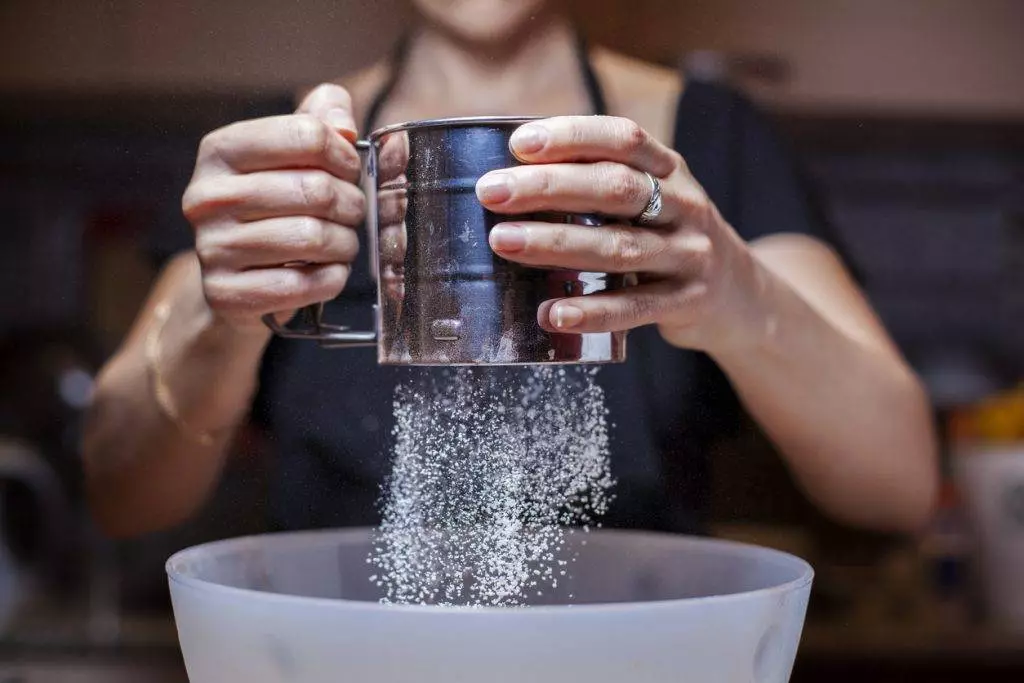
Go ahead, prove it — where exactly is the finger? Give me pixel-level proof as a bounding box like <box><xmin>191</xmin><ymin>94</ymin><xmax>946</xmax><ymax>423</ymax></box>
<box><xmin>196</xmin><ymin>217</ymin><xmax>360</xmax><ymax>271</ymax></box>
<box><xmin>538</xmin><ymin>280</ymin><xmax>707</xmax><ymax>333</ymax></box>
<box><xmin>183</xmin><ymin>170</ymin><xmax>366</xmax><ymax>227</ymax></box>
<box><xmin>509</xmin><ymin>116</ymin><xmax>678</xmax><ymax>178</ymax></box>
<box><xmin>378</xmin><ymin>133</ymin><xmax>411</xmax><ymax>183</ymax></box>
<box><xmin>380</xmin><ymin>222</ymin><xmax>407</xmax><ymax>267</ymax></box>
<box><xmin>197</xmin><ymin>115</ymin><xmax>361</xmax><ymax>181</ymax></box>
<box><xmin>377</xmin><ymin>185</ymin><xmax>408</xmax><ymax>228</ymax></box>
<box><xmin>204</xmin><ymin>263</ymin><xmax>350</xmax><ymax>318</ymax></box>
<box><xmin>489</xmin><ymin>221</ymin><xmax>710</xmax><ymax>275</ymax></box>
<box><xmin>477</xmin><ymin>162</ymin><xmax>677</xmax><ymax>223</ymax></box>
<box><xmin>296</xmin><ymin>83</ymin><xmax>358</xmax><ymax>141</ymax></box>
<box><xmin>377</xmin><ymin>185</ymin><xmax>408</xmax><ymax>267</ymax></box>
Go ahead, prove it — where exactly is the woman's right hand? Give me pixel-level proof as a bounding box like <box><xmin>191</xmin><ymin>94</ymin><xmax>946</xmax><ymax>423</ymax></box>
<box><xmin>181</xmin><ymin>84</ymin><xmax>365</xmax><ymax>333</ymax></box>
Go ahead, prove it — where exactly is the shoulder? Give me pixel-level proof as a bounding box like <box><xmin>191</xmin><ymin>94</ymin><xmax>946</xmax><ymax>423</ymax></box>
<box><xmin>590</xmin><ymin>48</ymin><xmax>683</xmax><ymax>146</ymax></box>
<box><xmin>591</xmin><ymin>48</ymin><xmax>681</xmax><ymax>101</ymax></box>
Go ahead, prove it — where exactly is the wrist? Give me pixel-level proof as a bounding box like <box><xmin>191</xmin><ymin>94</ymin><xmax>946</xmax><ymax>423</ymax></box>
<box><xmin>149</xmin><ymin>292</ymin><xmax>271</xmax><ymax>439</ymax></box>
<box><xmin>200</xmin><ymin>306</ymin><xmax>275</xmax><ymax>358</ymax></box>
<box><xmin>173</xmin><ymin>253</ymin><xmax>276</xmax><ymax>353</ymax></box>
<box><xmin>173</xmin><ymin>270</ymin><xmax>275</xmax><ymax>359</ymax></box>
<box><xmin>704</xmin><ymin>247</ymin><xmax>782</xmax><ymax>362</ymax></box>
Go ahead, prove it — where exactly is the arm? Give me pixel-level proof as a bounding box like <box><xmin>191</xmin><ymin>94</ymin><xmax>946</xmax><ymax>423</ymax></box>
<box><xmin>715</xmin><ymin>234</ymin><xmax>938</xmax><ymax>532</ymax></box>
<box><xmin>478</xmin><ymin>115</ymin><xmax>939</xmax><ymax>533</ymax></box>
<box><xmin>83</xmin><ymin>254</ymin><xmax>269</xmax><ymax>536</ymax></box>
<box><xmin>82</xmin><ymin>84</ymin><xmax>365</xmax><ymax>537</ymax></box>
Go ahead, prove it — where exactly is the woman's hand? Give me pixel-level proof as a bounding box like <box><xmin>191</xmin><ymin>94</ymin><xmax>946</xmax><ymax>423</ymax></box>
<box><xmin>477</xmin><ymin>116</ymin><xmax>768</xmax><ymax>354</ymax></box>
<box><xmin>181</xmin><ymin>84</ymin><xmax>365</xmax><ymax>333</ymax></box>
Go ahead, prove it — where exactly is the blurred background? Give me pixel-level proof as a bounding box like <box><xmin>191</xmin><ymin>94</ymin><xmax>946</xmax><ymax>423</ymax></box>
<box><xmin>1</xmin><ymin>0</ymin><xmax>1022</xmax><ymax>681</ymax></box>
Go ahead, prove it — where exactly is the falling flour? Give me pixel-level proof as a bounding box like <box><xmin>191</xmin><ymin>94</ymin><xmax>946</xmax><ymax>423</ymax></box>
<box><xmin>369</xmin><ymin>366</ymin><xmax>613</xmax><ymax>606</ymax></box>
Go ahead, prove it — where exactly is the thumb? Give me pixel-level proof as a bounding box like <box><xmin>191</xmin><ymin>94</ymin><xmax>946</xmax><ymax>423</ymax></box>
<box><xmin>296</xmin><ymin>83</ymin><xmax>358</xmax><ymax>143</ymax></box>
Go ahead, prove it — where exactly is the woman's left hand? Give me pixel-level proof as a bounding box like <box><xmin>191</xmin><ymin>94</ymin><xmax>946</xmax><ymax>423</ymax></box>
<box><xmin>477</xmin><ymin>116</ymin><xmax>766</xmax><ymax>354</ymax></box>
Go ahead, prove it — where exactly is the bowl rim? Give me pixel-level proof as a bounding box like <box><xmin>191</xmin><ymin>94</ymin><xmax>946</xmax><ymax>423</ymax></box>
<box><xmin>165</xmin><ymin>527</ymin><xmax>814</xmax><ymax>616</ymax></box>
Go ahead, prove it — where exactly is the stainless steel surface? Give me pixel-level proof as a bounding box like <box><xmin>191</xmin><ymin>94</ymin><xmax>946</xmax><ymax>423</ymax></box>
<box><xmin>265</xmin><ymin>116</ymin><xmax>628</xmax><ymax>365</ymax></box>
<box><xmin>367</xmin><ymin>115</ymin><xmax>544</xmax><ymax>138</ymax></box>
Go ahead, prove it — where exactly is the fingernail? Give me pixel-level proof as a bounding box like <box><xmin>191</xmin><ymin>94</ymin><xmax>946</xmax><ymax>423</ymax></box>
<box><xmin>477</xmin><ymin>172</ymin><xmax>512</xmax><ymax>203</ymax></box>
<box><xmin>489</xmin><ymin>223</ymin><xmax>527</xmax><ymax>252</ymax></box>
<box><xmin>553</xmin><ymin>304</ymin><xmax>584</xmax><ymax>330</ymax></box>
<box><xmin>325</xmin><ymin>108</ymin><xmax>356</xmax><ymax>134</ymax></box>
<box><xmin>511</xmin><ymin>124</ymin><xmax>548</xmax><ymax>155</ymax></box>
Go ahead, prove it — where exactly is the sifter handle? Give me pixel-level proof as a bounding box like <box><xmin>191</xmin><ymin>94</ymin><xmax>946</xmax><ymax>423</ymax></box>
<box><xmin>261</xmin><ymin>140</ymin><xmax>379</xmax><ymax>348</ymax></box>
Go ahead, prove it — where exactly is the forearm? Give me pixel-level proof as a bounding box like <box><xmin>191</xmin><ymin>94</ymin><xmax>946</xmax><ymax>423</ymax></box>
<box><xmin>710</xmin><ymin>249</ymin><xmax>939</xmax><ymax>533</ymax></box>
<box><xmin>83</xmin><ymin>254</ymin><xmax>270</xmax><ymax>537</ymax></box>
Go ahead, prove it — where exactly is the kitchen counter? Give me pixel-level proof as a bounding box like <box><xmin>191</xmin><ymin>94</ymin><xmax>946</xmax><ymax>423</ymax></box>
<box><xmin>802</xmin><ymin>622</ymin><xmax>1024</xmax><ymax>661</ymax></box>
<box><xmin>0</xmin><ymin>652</ymin><xmax>186</xmax><ymax>683</ymax></box>
<box><xmin>793</xmin><ymin>622</ymin><xmax>1024</xmax><ymax>682</ymax></box>
<box><xmin>0</xmin><ymin>603</ymin><xmax>186</xmax><ymax>683</ymax></box>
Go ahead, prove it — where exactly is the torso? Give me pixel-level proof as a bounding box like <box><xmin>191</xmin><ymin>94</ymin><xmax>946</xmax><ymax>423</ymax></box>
<box><xmin>149</xmin><ymin>33</ymin><xmax>824</xmax><ymax>536</ymax></box>
<box><xmin>264</xmin><ymin>47</ymin><xmax>795</xmax><ymax>535</ymax></box>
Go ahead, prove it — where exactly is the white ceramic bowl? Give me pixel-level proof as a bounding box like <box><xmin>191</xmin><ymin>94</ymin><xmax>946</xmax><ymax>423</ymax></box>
<box><xmin>167</xmin><ymin>528</ymin><xmax>813</xmax><ymax>683</ymax></box>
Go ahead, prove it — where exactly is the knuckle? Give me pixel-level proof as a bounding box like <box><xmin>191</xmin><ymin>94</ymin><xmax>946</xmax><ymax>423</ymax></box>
<box><xmin>671</xmin><ymin>225</ymin><xmax>708</xmax><ymax>252</ymax></box>
<box><xmin>631</xmin><ymin>293</ymin><xmax>661</xmax><ymax>322</ymax></box>
<box><xmin>604</xmin><ymin>166</ymin><xmax>645</xmax><ymax>207</ymax></box>
<box><xmin>290</xmin><ymin>216</ymin><xmax>328</xmax><ymax>253</ymax></box>
<box><xmin>289</xmin><ymin>114</ymin><xmax>331</xmax><ymax>157</ymax></box>
<box><xmin>347</xmin><ymin>187</ymin><xmax>368</xmax><ymax>222</ymax></box>
<box><xmin>598</xmin><ymin>303</ymin><xmax>618</xmax><ymax>329</ymax></box>
<box><xmin>323</xmin><ymin>263</ymin><xmax>351</xmax><ymax>294</ymax></box>
<box><xmin>528</xmin><ymin>167</ymin><xmax>554</xmax><ymax>198</ymax></box>
<box><xmin>180</xmin><ymin>185</ymin><xmax>203</xmax><ymax>222</ymax></box>
<box><xmin>669</xmin><ymin>150</ymin><xmax>688</xmax><ymax>172</ymax></box>
<box><xmin>269</xmin><ymin>268</ymin><xmax>307</xmax><ymax>299</ymax></box>
<box><xmin>338</xmin><ymin>227</ymin><xmax>361</xmax><ymax>260</ymax></box>
<box><xmin>201</xmin><ymin>274</ymin><xmax>239</xmax><ymax>312</ymax></box>
<box><xmin>297</xmin><ymin>171</ymin><xmax>336</xmax><ymax>209</ymax></box>
<box><xmin>567</xmin><ymin>119</ymin><xmax>588</xmax><ymax>146</ymax></box>
<box><xmin>194</xmin><ymin>234</ymin><xmax>228</xmax><ymax>268</ymax></box>
<box><xmin>181</xmin><ymin>180</ymin><xmax>223</xmax><ymax>223</ymax></box>
<box><xmin>620</xmin><ymin>119</ymin><xmax>648</xmax><ymax>154</ymax></box>
<box><xmin>549</xmin><ymin>225</ymin><xmax>571</xmax><ymax>254</ymax></box>
<box><xmin>667</xmin><ymin>185</ymin><xmax>708</xmax><ymax>220</ymax></box>
<box><xmin>273</xmin><ymin>264</ymin><xmax>348</xmax><ymax>304</ymax></box>
<box><xmin>673</xmin><ymin>185</ymin><xmax>710</xmax><ymax>217</ymax></box>
<box><xmin>197</xmin><ymin>128</ymin><xmax>227</xmax><ymax>163</ymax></box>
<box><xmin>589</xmin><ymin>303</ymin><xmax>613</xmax><ymax>329</ymax></box>
<box><xmin>306</xmin><ymin>83</ymin><xmax>353</xmax><ymax>110</ymax></box>
<box><xmin>308</xmin><ymin>264</ymin><xmax>350</xmax><ymax>301</ymax></box>
<box><xmin>606</xmin><ymin>231</ymin><xmax>648</xmax><ymax>271</ymax></box>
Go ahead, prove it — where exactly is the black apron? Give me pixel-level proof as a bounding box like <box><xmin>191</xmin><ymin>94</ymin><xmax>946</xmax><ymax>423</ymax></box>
<box><xmin>227</xmin><ymin>34</ymin><xmax>836</xmax><ymax>535</ymax></box>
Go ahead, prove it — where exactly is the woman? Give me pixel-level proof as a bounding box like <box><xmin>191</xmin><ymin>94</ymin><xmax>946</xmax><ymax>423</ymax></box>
<box><xmin>83</xmin><ymin>0</ymin><xmax>938</xmax><ymax>537</ymax></box>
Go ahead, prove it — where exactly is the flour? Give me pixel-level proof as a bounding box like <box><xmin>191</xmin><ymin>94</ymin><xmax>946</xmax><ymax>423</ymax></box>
<box><xmin>370</xmin><ymin>366</ymin><xmax>613</xmax><ymax>606</ymax></box>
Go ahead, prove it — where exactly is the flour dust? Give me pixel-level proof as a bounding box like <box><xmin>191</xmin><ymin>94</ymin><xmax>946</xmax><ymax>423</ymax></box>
<box><xmin>369</xmin><ymin>366</ymin><xmax>613</xmax><ymax>606</ymax></box>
